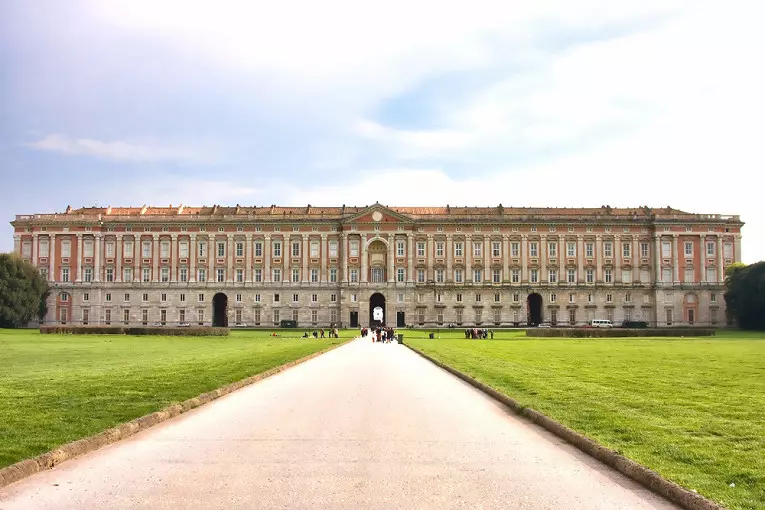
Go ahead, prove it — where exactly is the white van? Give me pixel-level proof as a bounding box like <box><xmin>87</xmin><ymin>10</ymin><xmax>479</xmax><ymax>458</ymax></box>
<box><xmin>591</xmin><ymin>319</ymin><xmax>614</xmax><ymax>328</ymax></box>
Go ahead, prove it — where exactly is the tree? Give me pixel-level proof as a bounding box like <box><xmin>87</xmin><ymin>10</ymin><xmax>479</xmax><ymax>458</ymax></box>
<box><xmin>724</xmin><ymin>261</ymin><xmax>765</xmax><ymax>330</ymax></box>
<box><xmin>0</xmin><ymin>253</ymin><xmax>50</xmax><ymax>328</ymax></box>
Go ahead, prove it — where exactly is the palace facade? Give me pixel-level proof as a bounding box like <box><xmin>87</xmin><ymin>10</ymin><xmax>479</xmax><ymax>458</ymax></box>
<box><xmin>11</xmin><ymin>203</ymin><xmax>743</xmax><ymax>328</ymax></box>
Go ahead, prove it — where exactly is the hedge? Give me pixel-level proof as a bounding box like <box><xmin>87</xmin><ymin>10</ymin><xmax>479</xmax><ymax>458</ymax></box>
<box><xmin>39</xmin><ymin>325</ymin><xmax>230</xmax><ymax>337</ymax></box>
<box><xmin>525</xmin><ymin>327</ymin><xmax>716</xmax><ymax>338</ymax></box>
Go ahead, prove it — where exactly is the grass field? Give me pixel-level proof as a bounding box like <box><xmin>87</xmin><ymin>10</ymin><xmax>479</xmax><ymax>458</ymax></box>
<box><xmin>406</xmin><ymin>330</ymin><xmax>765</xmax><ymax>510</ymax></box>
<box><xmin>0</xmin><ymin>328</ymin><xmax>352</xmax><ymax>469</ymax></box>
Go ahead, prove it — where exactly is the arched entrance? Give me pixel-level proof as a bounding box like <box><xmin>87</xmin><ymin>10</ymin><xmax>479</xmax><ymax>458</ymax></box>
<box><xmin>527</xmin><ymin>293</ymin><xmax>543</xmax><ymax>326</ymax></box>
<box><xmin>212</xmin><ymin>293</ymin><xmax>228</xmax><ymax>327</ymax></box>
<box><xmin>369</xmin><ymin>293</ymin><xmax>386</xmax><ymax>327</ymax></box>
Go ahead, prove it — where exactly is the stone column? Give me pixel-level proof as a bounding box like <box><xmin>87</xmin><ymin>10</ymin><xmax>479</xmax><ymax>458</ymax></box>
<box><xmin>503</xmin><ymin>234</ymin><xmax>510</xmax><ymax>279</ymax></box>
<box><xmin>520</xmin><ymin>235</ymin><xmax>528</xmax><ymax>283</ymax></box>
<box><xmin>302</xmin><ymin>234</ymin><xmax>309</xmax><ymax>283</ymax></box>
<box><xmin>717</xmin><ymin>236</ymin><xmax>724</xmax><ymax>283</ymax></box>
<box><xmin>734</xmin><ymin>234</ymin><xmax>742</xmax><ymax>263</ymax></box>
<box><xmin>540</xmin><ymin>235</ymin><xmax>547</xmax><ymax>282</ymax></box>
<box><xmin>387</xmin><ymin>234</ymin><xmax>395</xmax><ymax>283</ymax></box>
<box><xmin>171</xmin><ymin>235</ymin><xmax>178</xmax><ymax>283</ymax></box>
<box><xmin>208</xmin><ymin>235</ymin><xmax>215</xmax><ymax>282</ymax></box>
<box><xmin>152</xmin><ymin>234</ymin><xmax>160</xmax><ymax>283</ymax></box>
<box><xmin>559</xmin><ymin>237</ymin><xmax>565</xmax><ymax>284</ymax></box>
<box><xmin>189</xmin><ymin>234</ymin><xmax>196</xmax><ymax>282</ymax></box>
<box><xmin>116</xmin><ymin>235</ymin><xmax>122</xmax><ymax>282</ymax></box>
<box><xmin>245</xmin><ymin>234</ymin><xmax>252</xmax><ymax>283</ymax></box>
<box><xmin>465</xmin><ymin>234</ymin><xmax>472</xmax><ymax>277</ymax></box>
<box><xmin>49</xmin><ymin>234</ymin><xmax>56</xmax><ymax>283</ymax></box>
<box><xmin>94</xmin><ymin>234</ymin><xmax>101</xmax><ymax>282</ymax></box>
<box><xmin>227</xmin><ymin>234</ymin><xmax>234</xmax><ymax>282</ymax></box>
<box><xmin>615</xmin><ymin>236</ymin><xmax>622</xmax><ymax>283</ymax></box>
<box><xmin>654</xmin><ymin>234</ymin><xmax>662</xmax><ymax>282</ymax></box>
<box><xmin>446</xmin><ymin>235</ymin><xmax>454</xmax><ymax>283</ymax></box>
<box><xmin>577</xmin><ymin>235</ymin><xmax>584</xmax><ymax>283</ymax></box>
<box><xmin>592</xmin><ymin>236</ymin><xmax>601</xmax><ymax>282</ymax></box>
<box><xmin>339</xmin><ymin>233</ymin><xmax>347</xmax><ymax>283</ymax></box>
<box><xmin>265</xmin><ymin>235</ymin><xmax>272</xmax><ymax>283</ymax></box>
<box><xmin>632</xmin><ymin>237</ymin><xmax>639</xmax><ymax>282</ymax></box>
<box><xmin>360</xmin><ymin>233</ymin><xmax>368</xmax><ymax>283</ymax></box>
<box><xmin>700</xmin><ymin>234</ymin><xmax>706</xmax><ymax>283</ymax></box>
<box><xmin>13</xmin><ymin>234</ymin><xmax>21</xmax><ymax>255</ymax></box>
<box><xmin>76</xmin><ymin>233</ymin><xmax>83</xmax><ymax>282</ymax></box>
<box><xmin>672</xmin><ymin>234</ymin><xmax>679</xmax><ymax>284</ymax></box>
<box><xmin>427</xmin><ymin>235</ymin><xmax>434</xmax><ymax>281</ymax></box>
<box><xmin>407</xmin><ymin>233</ymin><xmax>414</xmax><ymax>283</ymax></box>
<box><xmin>483</xmin><ymin>234</ymin><xmax>490</xmax><ymax>283</ymax></box>
<box><xmin>31</xmin><ymin>233</ymin><xmax>38</xmax><ymax>266</ymax></box>
<box><xmin>321</xmin><ymin>234</ymin><xmax>328</xmax><ymax>283</ymax></box>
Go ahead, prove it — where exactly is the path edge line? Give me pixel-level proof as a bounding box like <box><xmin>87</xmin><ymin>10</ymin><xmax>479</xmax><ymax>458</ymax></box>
<box><xmin>403</xmin><ymin>343</ymin><xmax>724</xmax><ymax>510</ymax></box>
<box><xmin>0</xmin><ymin>338</ymin><xmax>355</xmax><ymax>490</ymax></box>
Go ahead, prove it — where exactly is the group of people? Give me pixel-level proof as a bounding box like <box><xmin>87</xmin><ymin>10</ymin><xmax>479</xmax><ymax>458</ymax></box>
<box><xmin>361</xmin><ymin>326</ymin><xmax>398</xmax><ymax>343</ymax></box>
<box><xmin>465</xmin><ymin>328</ymin><xmax>493</xmax><ymax>339</ymax></box>
<box><xmin>302</xmin><ymin>328</ymin><xmax>340</xmax><ymax>338</ymax></box>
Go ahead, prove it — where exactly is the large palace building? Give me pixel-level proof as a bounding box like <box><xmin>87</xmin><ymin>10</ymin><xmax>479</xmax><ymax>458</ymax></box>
<box><xmin>10</xmin><ymin>203</ymin><xmax>743</xmax><ymax>328</ymax></box>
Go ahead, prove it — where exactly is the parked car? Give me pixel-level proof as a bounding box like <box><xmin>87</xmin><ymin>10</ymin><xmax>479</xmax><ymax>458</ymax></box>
<box><xmin>234</xmin><ymin>323</ymin><xmax>248</xmax><ymax>328</ymax></box>
<box><xmin>537</xmin><ymin>323</ymin><xmax>552</xmax><ymax>328</ymax></box>
<box><xmin>177</xmin><ymin>322</ymin><xmax>191</xmax><ymax>327</ymax></box>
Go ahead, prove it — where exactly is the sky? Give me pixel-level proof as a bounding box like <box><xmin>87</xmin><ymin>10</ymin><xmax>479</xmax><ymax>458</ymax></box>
<box><xmin>0</xmin><ymin>0</ymin><xmax>762</xmax><ymax>262</ymax></box>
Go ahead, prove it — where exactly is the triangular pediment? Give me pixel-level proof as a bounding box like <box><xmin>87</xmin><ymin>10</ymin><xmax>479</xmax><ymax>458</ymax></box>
<box><xmin>344</xmin><ymin>203</ymin><xmax>413</xmax><ymax>224</ymax></box>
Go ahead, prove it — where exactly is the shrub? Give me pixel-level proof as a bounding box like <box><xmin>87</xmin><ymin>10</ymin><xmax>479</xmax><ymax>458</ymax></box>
<box><xmin>525</xmin><ymin>328</ymin><xmax>716</xmax><ymax>338</ymax></box>
<box><xmin>39</xmin><ymin>325</ymin><xmax>229</xmax><ymax>336</ymax></box>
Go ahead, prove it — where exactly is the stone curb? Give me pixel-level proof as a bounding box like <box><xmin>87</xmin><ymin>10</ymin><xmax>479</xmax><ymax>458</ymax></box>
<box><xmin>0</xmin><ymin>338</ymin><xmax>355</xmax><ymax>490</ymax></box>
<box><xmin>403</xmin><ymin>344</ymin><xmax>724</xmax><ymax>510</ymax></box>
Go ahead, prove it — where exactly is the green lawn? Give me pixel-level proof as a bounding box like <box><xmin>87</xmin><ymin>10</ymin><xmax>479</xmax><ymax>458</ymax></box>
<box><xmin>0</xmin><ymin>328</ymin><xmax>352</xmax><ymax>469</ymax></box>
<box><xmin>406</xmin><ymin>330</ymin><xmax>765</xmax><ymax>510</ymax></box>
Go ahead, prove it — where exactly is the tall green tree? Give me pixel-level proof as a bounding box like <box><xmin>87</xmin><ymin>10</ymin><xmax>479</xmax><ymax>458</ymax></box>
<box><xmin>0</xmin><ymin>253</ymin><xmax>50</xmax><ymax>328</ymax></box>
<box><xmin>724</xmin><ymin>261</ymin><xmax>765</xmax><ymax>330</ymax></box>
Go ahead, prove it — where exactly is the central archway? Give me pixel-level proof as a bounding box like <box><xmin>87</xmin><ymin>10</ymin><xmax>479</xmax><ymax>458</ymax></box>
<box><xmin>212</xmin><ymin>293</ymin><xmax>228</xmax><ymax>327</ymax></box>
<box><xmin>527</xmin><ymin>293</ymin><xmax>543</xmax><ymax>326</ymax></box>
<box><xmin>369</xmin><ymin>292</ymin><xmax>386</xmax><ymax>327</ymax></box>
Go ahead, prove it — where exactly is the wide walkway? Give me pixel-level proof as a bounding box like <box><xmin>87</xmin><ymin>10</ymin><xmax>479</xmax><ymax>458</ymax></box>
<box><xmin>0</xmin><ymin>337</ymin><xmax>678</xmax><ymax>509</ymax></box>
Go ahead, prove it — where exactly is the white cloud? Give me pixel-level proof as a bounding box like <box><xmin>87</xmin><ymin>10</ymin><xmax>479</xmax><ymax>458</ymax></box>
<box><xmin>354</xmin><ymin>120</ymin><xmax>476</xmax><ymax>158</ymax></box>
<box><xmin>27</xmin><ymin>134</ymin><xmax>217</xmax><ymax>164</ymax></box>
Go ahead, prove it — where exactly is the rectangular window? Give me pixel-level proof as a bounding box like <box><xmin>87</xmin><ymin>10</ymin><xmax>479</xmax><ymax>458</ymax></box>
<box><xmin>397</xmin><ymin>293</ymin><xmax>404</xmax><ymax>303</ymax></box>
<box><xmin>473</xmin><ymin>242</ymin><xmax>482</xmax><ymax>257</ymax></box>
<box><xmin>622</xmin><ymin>269</ymin><xmax>632</xmax><ymax>283</ymax></box>
<box><xmin>255</xmin><ymin>294</ymin><xmax>261</xmax><ymax>303</ymax></box>
<box><xmin>179</xmin><ymin>241</ymin><xmax>189</xmax><ymax>258</ymax></box>
<box><xmin>511</xmin><ymin>243</ymin><xmax>519</xmax><ymax>257</ymax></box>
<box><xmin>685</xmin><ymin>268</ymin><xmax>694</xmax><ymax>282</ymax></box>
<box><xmin>397</xmin><ymin>268</ymin><xmax>405</xmax><ymax>282</ymax></box>
<box><xmin>549</xmin><ymin>269</ymin><xmax>557</xmax><ymax>283</ymax></box>
<box><xmin>198</xmin><ymin>293</ymin><xmax>205</xmax><ymax>302</ymax></box>
<box><xmin>350</xmin><ymin>269</ymin><xmax>358</xmax><ymax>282</ymax></box>
<box><xmin>123</xmin><ymin>240</ymin><xmax>134</xmax><ymax>258</ymax></box>
<box><xmin>473</xmin><ymin>269</ymin><xmax>481</xmax><ymax>283</ymax></box>
<box><xmin>350</xmin><ymin>241</ymin><xmax>359</xmax><ymax>257</ymax></box>
<box><xmin>418</xmin><ymin>269</ymin><xmax>426</xmax><ymax>283</ymax></box>
<box><xmin>567</xmin><ymin>269</ymin><xmax>576</xmax><ymax>283</ymax></box>
<box><xmin>417</xmin><ymin>242</ymin><xmax>426</xmax><ymax>257</ymax></box>
<box><xmin>105</xmin><ymin>309</ymin><xmax>111</xmax><ymax>325</ymax></box>
<box><xmin>83</xmin><ymin>292</ymin><xmax>89</xmax><ymax>302</ymax></box>
<box><xmin>198</xmin><ymin>268</ymin><xmax>206</xmax><ymax>281</ymax></box>
<box><xmin>513</xmin><ymin>293</ymin><xmax>520</xmax><ymax>302</ymax></box>
<box><xmin>530</xmin><ymin>269</ymin><xmax>538</xmax><ymax>283</ymax></box>
<box><xmin>236</xmin><ymin>268</ymin><xmax>244</xmax><ymax>282</ymax></box>
<box><xmin>254</xmin><ymin>242</ymin><xmax>263</xmax><ymax>257</ymax></box>
<box><xmin>83</xmin><ymin>267</ymin><xmax>92</xmax><ymax>282</ymax></box>
<box><xmin>198</xmin><ymin>309</ymin><xmax>205</xmax><ymax>325</ymax></box>
<box><xmin>662</xmin><ymin>268</ymin><xmax>672</xmax><ymax>282</ymax></box>
<box><xmin>273</xmin><ymin>268</ymin><xmax>282</xmax><ymax>282</ymax></box>
<box><xmin>61</xmin><ymin>240</ymin><xmax>71</xmax><ymax>257</ymax></box>
<box><xmin>711</xmin><ymin>293</ymin><xmax>717</xmax><ymax>303</ymax></box>
<box><xmin>40</xmin><ymin>239</ymin><xmax>50</xmax><ymax>257</ymax></box>
<box><xmin>180</xmin><ymin>293</ymin><xmax>186</xmax><ymax>302</ymax></box>
<box><xmin>311</xmin><ymin>268</ymin><xmax>319</xmax><ymax>282</ymax></box>
<box><xmin>143</xmin><ymin>268</ymin><xmax>151</xmax><ymax>282</ymax></box>
<box><xmin>311</xmin><ymin>293</ymin><xmax>318</xmax><ymax>303</ymax></box>
<box><xmin>474</xmin><ymin>309</ymin><xmax>482</xmax><ymax>325</ymax></box>
<box><xmin>586</xmin><ymin>269</ymin><xmax>594</xmax><ymax>283</ymax></box>
<box><xmin>550</xmin><ymin>293</ymin><xmax>557</xmax><ymax>303</ymax></box>
<box><xmin>83</xmin><ymin>239</ymin><xmax>94</xmax><ymax>257</ymax></box>
<box><xmin>160</xmin><ymin>293</ymin><xmax>167</xmax><ymax>302</ymax></box>
<box><xmin>330</xmin><ymin>293</ymin><xmax>337</xmax><ymax>303</ymax></box>
<box><xmin>178</xmin><ymin>309</ymin><xmax>186</xmax><ymax>323</ymax></box>
<box><xmin>436</xmin><ymin>242</ymin><xmax>445</xmax><ymax>257</ymax></box>
<box><xmin>292</xmin><ymin>293</ymin><xmax>299</xmax><ymax>303</ymax></box>
<box><xmin>641</xmin><ymin>242</ymin><xmax>649</xmax><ymax>258</ymax></box>
<box><xmin>605</xmin><ymin>269</ymin><xmax>613</xmax><ymax>283</ymax></box>
<box><xmin>455</xmin><ymin>242</ymin><xmax>463</xmax><ymax>257</ymax></box>
<box><xmin>456</xmin><ymin>293</ymin><xmax>463</xmax><ymax>302</ymax></box>
<box><xmin>330</xmin><ymin>268</ymin><xmax>338</xmax><ymax>283</ymax></box>
<box><xmin>569</xmin><ymin>308</ymin><xmax>576</xmax><ymax>326</ymax></box>
<box><xmin>274</xmin><ymin>293</ymin><xmax>280</xmax><ymax>303</ymax></box>
<box><xmin>493</xmin><ymin>269</ymin><xmax>501</xmax><ymax>283</ymax></box>
<box><xmin>216</xmin><ymin>241</ymin><xmax>225</xmax><ymax>257</ymax></box>
<box><xmin>494</xmin><ymin>292</ymin><xmax>501</xmax><ymax>303</ymax></box>
<box><xmin>254</xmin><ymin>268</ymin><xmax>262</xmax><ymax>282</ymax></box>
<box><xmin>106</xmin><ymin>268</ymin><xmax>114</xmax><ymax>282</ymax></box>
<box><xmin>124</xmin><ymin>267</ymin><xmax>133</xmax><ymax>281</ymax></box>
<box><xmin>160</xmin><ymin>241</ymin><xmax>170</xmax><ymax>258</ymax></box>
<box><xmin>455</xmin><ymin>308</ymin><xmax>463</xmax><ymax>325</ymax></box>
<box><xmin>706</xmin><ymin>242</ymin><xmax>715</xmax><ymax>257</ymax></box>
<box><xmin>198</xmin><ymin>241</ymin><xmax>207</xmax><ymax>258</ymax></box>
<box><xmin>454</xmin><ymin>269</ymin><xmax>463</xmax><ymax>283</ymax></box>
<box><xmin>396</xmin><ymin>241</ymin><xmax>405</xmax><ymax>257</ymax></box>
<box><xmin>548</xmin><ymin>243</ymin><xmax>557</xmax><ymax>257</ymax></box>
<box><xmin>604</xmin><ymin>242</ymin><xmax>613</xmax><ymax>258</ymax></box>
<box><xmin>311</xmin><ymin>309</ymin><xmax>318</xmax><ymax>324</ymax></box>
<box><xmin>529</xmin><ymin>242</ymin><xmax>538</xmax><ymax>257</ymax></box>
<box><xmin>606</xmin><ymin>293</ymin><xmax>613</xmax><ymax>303</ymax></box>
<box><xmin>292</xmin><ymin>268</ymin><xmax>300</xmax><ymax>282</ymax></box>
<box><xmin>372</xmin><ymin>267</ymin><xmax>383</xmax><ymax>283</ymax></box>
<box><xmin>684</xmin><ymin>242</ymin><xmax>693</xmax><ymax>257</ymax></box>
<box><xmin>180</xmin><ymin>268</ymin><xmax>188</xmax><ymax>282</ymax></box>
<box><xmin>511</xmin><ymin>269</ymin><xmax>520</xmax><ymax>283</ymax></box>
<box><xmin>310</xmin><ymin>241</ymin><xmax>319</xmax><ymax>257</ymax></box>
<box><xmin>329</xmin><ymin>241</ymin><xmax>338</xmax><ymax>257</ymax></box>
<box><xmin>273</xmin><ymin>242</ymin><xmax>282</xmax><ymax>257</ymax></box>
<box><xmin>124</xmin><ymin>293</ymin><xmax>131</xmax><ymax>302</ymax></box>
<box><xmin>706</xmin><ymin>267</ymin><xmax>716</xmax><ymax>282</ymax></box>
<box><xmin>236</xmin><ymin>242</ymin><xmax>244</xmax><ymax>258</ymax></box>
<box><xmin>586</xmin><ymin>243</ymin><xmax>594</xmax><ymax>258</ymax></box>
<box><xmin>607</xmin><ymin>308</ymin><xmax>614</xmax><ymax>322</ymax></box>
<box><xmin>475</xmin><ymin>293</ymin><xmax>481</xmax><ymax>302</ymax></box>
<box><xmin>330</xmin><ymin>309</ymin><xmax>337</xmax><ymax>323</ymax></box>
<box><xmin>567</xmin><ymin>242</ymin><xmax>576</xmax><ymax>257</ymax></box>
<box><xmin>666</xmin><ymin>309</ymin><xmax>673</xmax><ymax>325</ymax></box>
<box><xmin>142</xmin><ymin>241</ymin><xmax>151</xmax><ymax>258</ymax></box>
<box><xmin>436</xmin><ymin>268</ymin><xmax>445</xmax><ymax>283</ymax></box>
<box><xmin>292</xmin><ymin>241</ymin><xmax>300</xmax><ymax>257</ymax></box>
<box><xmin>569</xmin><ymin>293</ymin><xmax>575</xmax><ymax>303</ymax></box>
<box><xmin>161</xmin><ymin>267</ymin><xmax>169</xmax><ymax>282</ymax></box>
<box><xmin>623</xmin><ymin>243</ymin><xmax>631</xmax><ymax>258</ymax></box>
